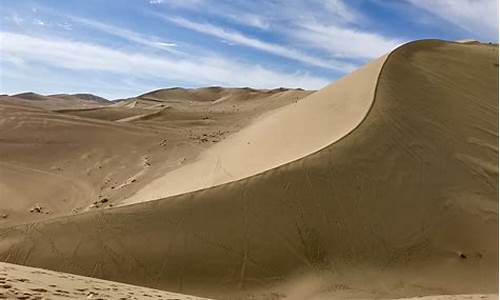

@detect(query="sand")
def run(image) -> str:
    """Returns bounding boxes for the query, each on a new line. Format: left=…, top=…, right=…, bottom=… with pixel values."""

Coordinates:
left=122, top=55, right=388, bottom=203
left=0, top=39, right=497, bottom=299
left=0, top=261, right=211, bottom=299
left=0, top=261, right=494, bottom=300
left=0, top=88, right=310, bottom=226
left=398, top=296, right=497, bottom=300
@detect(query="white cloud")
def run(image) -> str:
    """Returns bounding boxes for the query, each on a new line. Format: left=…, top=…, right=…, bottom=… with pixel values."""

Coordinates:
left=165, top=16, right=355, bottom=71
left=33, top=18, right=45, bottom=26
left=69, top=17, right=180, bottom=53
left=147, top=0, right=203, bottom=7
left=57, top=22, right=72, bottom=31
left=0, top=32, right=330, bottom=90
left=9, top=14, right=25, bottom=25
left=153, top=1, right=400, bottom=64
left=227, top=13, right=270, bottom=30
left=292, top=22, right=404, bottom=59
left=319, top=0, right=359, bottom=23
left=1, top=54, right=25, bottom=66
left=154, top=41, right=177, bottom=48
left=407, top=0, right=498, bottom=40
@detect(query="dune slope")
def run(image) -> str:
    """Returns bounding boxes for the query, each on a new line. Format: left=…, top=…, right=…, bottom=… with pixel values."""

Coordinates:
left=0, top=88, right=310, bottom=226
left=0, top=261, right=211, bottom=299
left=123, top=55, right=387, bottom=203
left=0, top=40, right=497, bottom=299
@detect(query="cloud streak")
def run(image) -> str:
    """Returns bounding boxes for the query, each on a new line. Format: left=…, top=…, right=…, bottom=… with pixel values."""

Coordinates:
left=0, top=31, right=330, bottom=91
left=291, top=22, right=404, bottom=59
left=164, top=16, right=355, bottom=72
left=69, top=17, right=180, bottom=53
left=407, top=0, right=498, bottom=40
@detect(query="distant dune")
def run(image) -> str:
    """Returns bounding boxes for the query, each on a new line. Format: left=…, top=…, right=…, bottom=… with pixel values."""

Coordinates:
left=8, top=92, right=110, bottom=110
left=49, top=93, right=110, bottom=103
left=0, top=40, right=497, bottom=299
left=0, top=87, right=311, bottom=226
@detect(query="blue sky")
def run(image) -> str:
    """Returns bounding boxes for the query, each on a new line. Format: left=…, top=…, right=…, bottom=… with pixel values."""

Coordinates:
left=0, top=0, right=498, bottom=99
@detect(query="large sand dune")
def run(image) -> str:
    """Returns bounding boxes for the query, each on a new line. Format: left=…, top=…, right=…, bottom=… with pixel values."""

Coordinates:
left=0, top=40, right=497, bottom=299
left=122, top=54, right=387, bottom=203
left=0, top=88, right=310, bottom=226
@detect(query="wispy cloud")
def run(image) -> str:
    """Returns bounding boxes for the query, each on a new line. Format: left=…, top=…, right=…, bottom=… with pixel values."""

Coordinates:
left=226, top=13, right=270, bottom=30
left=0, top=32, right=330, bottom=90
left=5, top=13, right=25, bottom=26
left=291, top=22, right=404, bottom=59
left=164, top=16, right=355, bottom=71
left=3, top=0, right=492, bottom=99
left=69, top=17, right=180, bottom=53
left=155, top=0, right=401, bottom=64
left=147, top=0, right=203, bottom=7
left=320, top=0, right=360, bottom=23
left=407, top=0, right=498, bottom=40
left=33, top=18, right=45, bottom=26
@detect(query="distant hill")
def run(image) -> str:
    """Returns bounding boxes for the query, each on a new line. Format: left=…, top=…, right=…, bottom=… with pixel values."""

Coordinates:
left=49, top=93, right=109, bottom=103
left=138, top=86, right=310, bottom=102
left=11, top=92, right=48, bottom=101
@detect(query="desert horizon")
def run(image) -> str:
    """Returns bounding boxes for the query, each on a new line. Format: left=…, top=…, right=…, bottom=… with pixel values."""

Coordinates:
left=1, top=1, right=499, bottom=300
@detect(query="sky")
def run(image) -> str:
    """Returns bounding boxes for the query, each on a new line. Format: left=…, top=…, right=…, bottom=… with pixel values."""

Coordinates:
left=0, top=0, right=498, bottom=99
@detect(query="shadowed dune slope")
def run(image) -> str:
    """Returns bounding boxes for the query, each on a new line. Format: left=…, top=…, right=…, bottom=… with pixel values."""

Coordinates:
left=0, top=40, right=497, bottom=299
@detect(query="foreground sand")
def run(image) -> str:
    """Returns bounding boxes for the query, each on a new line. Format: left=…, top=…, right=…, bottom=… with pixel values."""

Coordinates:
left=0, top=40, right=497, bottom=299
left=0, top=261, right=210, bottom=299
left=397, top=296, right=497, bottom=300
left=0, top=262, right=494, bottom=300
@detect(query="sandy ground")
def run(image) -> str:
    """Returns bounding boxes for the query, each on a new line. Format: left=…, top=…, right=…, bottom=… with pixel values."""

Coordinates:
left=0, top=261, right=494, bottom=300
left=122, top=54, right=388, bottom=203
left=0, top=87, right=310, bottom=226
left=397, top=295, right=497, bottom=300
left=0, top=40, right=497, bottom=300
left=0, top=261, right=211, bottom=299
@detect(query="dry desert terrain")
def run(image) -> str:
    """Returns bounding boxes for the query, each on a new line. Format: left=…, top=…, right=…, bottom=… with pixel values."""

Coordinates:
left=0, top=39, right=498, bottom=299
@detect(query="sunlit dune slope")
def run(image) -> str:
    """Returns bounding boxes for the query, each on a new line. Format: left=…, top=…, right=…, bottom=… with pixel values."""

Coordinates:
left=0, top=40, right=497, bottom=299
left=0, top=261, right=211, bottom=299
left=0, top=88, right=310, bottom=226
left=123, top=55, right=387, bottom=203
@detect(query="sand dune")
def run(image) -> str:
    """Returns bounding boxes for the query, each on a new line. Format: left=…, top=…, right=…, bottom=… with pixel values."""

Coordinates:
left=398, top=295, right=497, bottom=300
left=0, top=40, right=497, bottom=299
left=8, top=92, right=110, bottom=110
left=0, top=261, right=211, bottom=299
left=0, top=88, right=311, bottom=226
left=122, top=54, right=387, bottom=204
left=2, top=261, right=491, bottom=300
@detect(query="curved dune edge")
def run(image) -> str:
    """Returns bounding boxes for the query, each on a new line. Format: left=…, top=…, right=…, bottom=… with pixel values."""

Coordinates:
left=0, top=39, right=497, bottom=300
left=122, top=54, right=389, bottom=204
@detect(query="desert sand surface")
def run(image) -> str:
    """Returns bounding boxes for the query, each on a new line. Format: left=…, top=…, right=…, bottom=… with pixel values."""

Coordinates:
left=122, top=54, right=388, bottom=203
left=397, top=295, right=497, bottom=300
left=0, top=262, right=493, bottom=300
left=6, top=92, right=109, bottom=110
left=0, top=39, right=497, bottom=300
left=0, top=87, right=310, bottom=226
left=0, top=261, right=210, bottom=299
